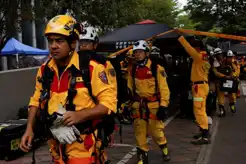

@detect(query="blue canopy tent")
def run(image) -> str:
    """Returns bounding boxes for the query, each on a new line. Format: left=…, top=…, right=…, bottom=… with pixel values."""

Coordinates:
left=0, top=38, right=49, bottom=68
left=1, top=38, right=49, bottom=55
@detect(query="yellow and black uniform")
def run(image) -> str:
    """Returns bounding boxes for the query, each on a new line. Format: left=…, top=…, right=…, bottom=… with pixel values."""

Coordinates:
left=213, top=59, right=240, bottom=115
left=127, top=58, right=170, bottom=159
left=230, top=60, right=240, bottom=111
left=178, top=36, right=211, bottom=144
left=105, top=60, right=117, bottom=91
left=29, top=51, right=117, bottom=163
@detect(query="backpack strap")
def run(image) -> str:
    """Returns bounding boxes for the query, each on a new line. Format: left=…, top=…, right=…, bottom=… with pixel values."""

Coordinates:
left=66, top=66, right=78, bottom=111
left=131, top=64, right=137, bottom=96
left=38, top=58, right=53, bottom=108
left=78, top=52, right=97, bottom=102
left=37, top=58, right=54, bottom=138
left=150, top=60, right=158, bottom=94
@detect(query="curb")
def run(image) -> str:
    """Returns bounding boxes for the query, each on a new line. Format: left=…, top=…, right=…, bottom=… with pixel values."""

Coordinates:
left=195, top=116, right=220, bottom=164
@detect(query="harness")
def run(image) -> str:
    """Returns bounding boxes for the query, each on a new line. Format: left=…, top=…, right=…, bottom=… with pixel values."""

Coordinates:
left=131, top=59, right=160, bottom=120
left=36, top=51, right=116, bottom=164
left=217, top=64, right=233, bottom=77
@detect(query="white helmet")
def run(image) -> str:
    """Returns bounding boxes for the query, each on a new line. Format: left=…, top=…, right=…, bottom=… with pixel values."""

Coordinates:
left=214, top=48, right=223, bottom=55
left=133, top=40, right=149, bottom=52
left=227, top=50, right=234, bottom=57
left=151, top=46, right=160, bottom=55
left=210, top=51, right=214, bottom=56
left=79, top=26, right=98, bottom=42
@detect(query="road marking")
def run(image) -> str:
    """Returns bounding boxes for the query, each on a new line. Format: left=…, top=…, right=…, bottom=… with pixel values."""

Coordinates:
left=241, top=81, right=246, bottom=96
left=116, top=113, right=178, bottom=164
left=197, top=82, right=245, bottom=164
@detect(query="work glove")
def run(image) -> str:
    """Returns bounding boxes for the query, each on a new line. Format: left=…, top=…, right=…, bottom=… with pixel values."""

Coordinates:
left=50, top=105, right=80, bottom=144
left=50, top=121, right=80, bottom=144
left=156, top=106, right=169, bottom=121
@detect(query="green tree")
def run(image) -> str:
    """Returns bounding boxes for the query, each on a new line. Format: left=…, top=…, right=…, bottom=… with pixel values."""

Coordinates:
left=38, top=0, right=180, bottom=34
left=185, top=0, right=246, bottom=34
left=175, top=13, right=197, bottom=29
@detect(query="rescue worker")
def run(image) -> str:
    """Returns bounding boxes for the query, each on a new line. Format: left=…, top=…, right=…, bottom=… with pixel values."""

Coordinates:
left=226, top=50, right=240, bottom=112
left=128, top=40, right=171, bottom=164
left=177, top=34, right=211, bottom=145
left=213, top=49, right=239, bottom=116
left=213, top=48, right=227, bottom=116
left=79, top=26, right=117, bottom=90
left=120, top=49, right=134, bottom=80
left=78, top=26, right=117, bottom=164
left=20, top=15, right=117, bottom=164
left=150, top=46, right=161, bottom=60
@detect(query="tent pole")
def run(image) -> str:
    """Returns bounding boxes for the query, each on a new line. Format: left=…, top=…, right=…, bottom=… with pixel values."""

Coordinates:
left=16, top=54, right=19, bottom=68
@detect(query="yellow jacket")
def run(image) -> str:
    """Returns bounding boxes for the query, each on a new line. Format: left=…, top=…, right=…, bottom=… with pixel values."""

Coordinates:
left=232, top=61, right=240, bottom=77
left=105, top=60, right=117, bottom=90
left=178, top=36, right=211, bottom=82
left=29, top=51, right=117, bottom=158
left=127, top=59, right=170, bottom=108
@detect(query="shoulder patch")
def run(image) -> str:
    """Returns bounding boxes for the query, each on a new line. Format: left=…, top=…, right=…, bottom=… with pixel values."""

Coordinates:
left=99, top=71, right=109, bottom=84
left=108, top=68, right=116, bottom=76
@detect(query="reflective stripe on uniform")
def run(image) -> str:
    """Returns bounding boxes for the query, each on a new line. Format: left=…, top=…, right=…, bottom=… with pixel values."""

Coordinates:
left=193, top=97, right=203, bottom=101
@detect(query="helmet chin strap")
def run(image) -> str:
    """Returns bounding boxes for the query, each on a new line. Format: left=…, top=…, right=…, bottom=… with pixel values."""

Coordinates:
left=136, top=57, right=148, bottom=67
left=57, top=47, right=74, bottom=63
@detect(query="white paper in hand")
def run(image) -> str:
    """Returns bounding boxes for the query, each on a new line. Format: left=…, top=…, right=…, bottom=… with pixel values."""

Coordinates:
left=223, top=80, right=233, bottom=88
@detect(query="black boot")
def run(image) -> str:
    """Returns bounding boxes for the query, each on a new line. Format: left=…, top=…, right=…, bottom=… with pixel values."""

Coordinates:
left=229, top=103, right=236, bottom=113
left=193, top=127, right=203, bottom=139
left=218, top=105, right=226, bottom=117
left=159, top=144, right=171, bottom=162
left=191, top=129, right=210, bottom=145
left=105, top=160, right=111, bottom=164
left=137, top=147, right=149, bottom=164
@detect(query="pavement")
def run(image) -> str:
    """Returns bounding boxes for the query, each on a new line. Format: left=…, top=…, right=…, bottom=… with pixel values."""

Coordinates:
left=207, top=81, right=246, bottom=164
left=1, top=82, right=246, bottom=164
left=0, top=114, right=205, bottom=164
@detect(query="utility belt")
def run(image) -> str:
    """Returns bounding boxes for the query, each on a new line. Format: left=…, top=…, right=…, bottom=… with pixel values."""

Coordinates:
left=49, top=141, right=99, bottom=164
left=38, top=110, right=114, bottom=164
left=131, top=94, right=160, bottom=120
left=192, top=81, right=208, bottom=85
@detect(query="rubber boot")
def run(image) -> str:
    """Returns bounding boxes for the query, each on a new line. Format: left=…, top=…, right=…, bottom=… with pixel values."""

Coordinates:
left=159, top=144, right=171, bottom=162
left=193, top=127, right=203, bottom=139
left=105, top=160, right=111, bottom=164
left=137, top=147, right=149, bottom=164
left=218, top=105, right=226, bottom=117
left=229, top=102, right=236, bottom=113
left=191, top=129, right=210, bottom=145
left=193, top=126, right=211, bottom=139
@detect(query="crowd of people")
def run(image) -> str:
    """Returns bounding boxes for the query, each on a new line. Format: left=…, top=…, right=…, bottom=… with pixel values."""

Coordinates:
left=18, top=14, right=245, bottom=164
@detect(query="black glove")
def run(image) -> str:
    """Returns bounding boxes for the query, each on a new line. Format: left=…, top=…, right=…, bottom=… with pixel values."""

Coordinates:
left=156, top=106, right=169, bottom=120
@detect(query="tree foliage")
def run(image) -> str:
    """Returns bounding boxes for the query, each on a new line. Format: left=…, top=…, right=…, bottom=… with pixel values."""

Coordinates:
left=185, top=0, right=246, bottom=34
left=0, top=0, right=180, bottom=37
